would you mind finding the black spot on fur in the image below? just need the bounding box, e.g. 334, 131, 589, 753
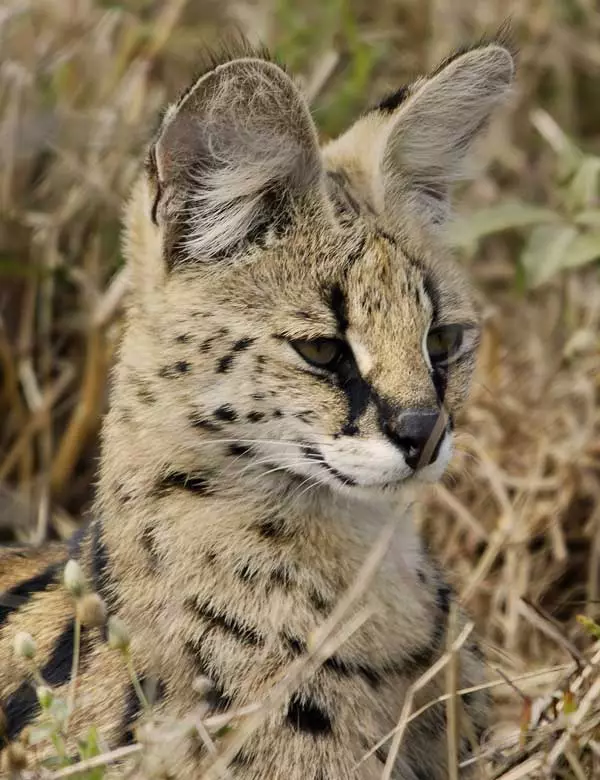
157, 471, 211, 495
235, 562, 258, 584
375, 85, 409, 112
309, 589, 331, 614
189, 413, 222, 432
228, 443, 252, 457
231, 748, 254, 768
283, 634, 306, 656
175, 333, 191, 343
246, 411, 264, 422
217, 354, 233, 373
0, 563, 60, 626
186, 598, 264, 647
272, 409, 283, 418
296, 410, 316, 423
232, 337, 255, 351
256, 517, 284, 539
200, 336, 215, 353
158, 363, 188, 378
323, 656, 383, 688
214, 404, 237, 422
270, 564, 294, 588
286, 693, 332, 736
140, 524, 160, 568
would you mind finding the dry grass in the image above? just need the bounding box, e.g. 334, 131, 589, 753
1, 0, 599, 777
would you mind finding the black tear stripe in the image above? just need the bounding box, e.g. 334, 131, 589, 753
324, 283, 374, 437
286, 692, 333, 736
156, 471, 211, 495
0, 563, 61, 626
3, 619, 85, 740
119, 677, 166, 746
185, 598, 265, 648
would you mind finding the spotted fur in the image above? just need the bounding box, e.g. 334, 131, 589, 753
1, 37, 514, 779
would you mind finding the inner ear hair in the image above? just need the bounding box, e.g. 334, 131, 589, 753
150, 45, 324, 268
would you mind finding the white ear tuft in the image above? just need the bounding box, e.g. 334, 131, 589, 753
151, 55, 323, 267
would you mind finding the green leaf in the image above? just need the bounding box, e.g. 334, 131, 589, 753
567, 156, 600, 211
521, 224, 579, 287
558, 231, 600, 271
447, 201, 561, 251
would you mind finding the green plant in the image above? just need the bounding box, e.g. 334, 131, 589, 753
448, 109, 600, 288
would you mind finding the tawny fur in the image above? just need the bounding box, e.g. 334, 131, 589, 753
0, 37, 514, 779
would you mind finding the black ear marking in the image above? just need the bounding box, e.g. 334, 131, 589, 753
373, 85, 409, 113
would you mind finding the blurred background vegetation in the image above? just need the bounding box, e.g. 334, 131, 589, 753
0, 0, 599, 775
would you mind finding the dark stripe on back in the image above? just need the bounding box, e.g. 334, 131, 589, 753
0, 563, 60, 626
3, 619, 78, 740
156, 471, 211, 495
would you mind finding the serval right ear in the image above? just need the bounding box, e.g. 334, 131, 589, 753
147, 49, 325, 268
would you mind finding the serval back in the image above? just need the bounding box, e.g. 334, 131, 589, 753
0, 36, 514, 779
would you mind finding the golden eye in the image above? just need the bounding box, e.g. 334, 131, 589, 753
291, 338, 343, 369
426, 325, 464, 364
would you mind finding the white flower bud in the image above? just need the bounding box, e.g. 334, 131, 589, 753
36, 685, 54, 709
76, 593, 107, 628
13, 631, 36, 660
63, 559, 86, 597
107, 616, 130, 651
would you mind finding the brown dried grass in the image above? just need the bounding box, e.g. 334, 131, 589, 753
1, 0, 599, 777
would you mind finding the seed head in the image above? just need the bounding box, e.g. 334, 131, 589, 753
63, 559, 86, 597
13, 631, 36, 660
76, 593, 107, 628
192, 675, 215, 699
107, 616, 130, 651
36, 685, 54, 709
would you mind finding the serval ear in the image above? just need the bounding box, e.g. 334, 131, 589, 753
148, 51, 324, 267
380, 43, 515, 228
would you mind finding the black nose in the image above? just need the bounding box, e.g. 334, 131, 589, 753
384, 409, 445, 470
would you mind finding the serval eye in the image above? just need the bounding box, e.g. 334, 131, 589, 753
426, 325, 464, 365
291, 338, 343, 370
